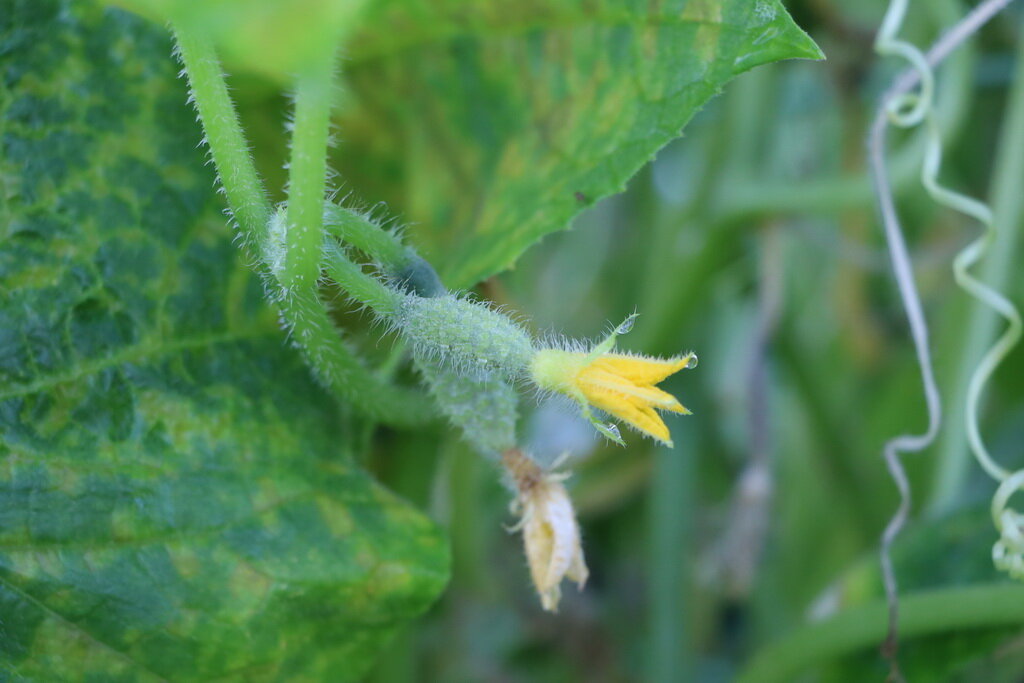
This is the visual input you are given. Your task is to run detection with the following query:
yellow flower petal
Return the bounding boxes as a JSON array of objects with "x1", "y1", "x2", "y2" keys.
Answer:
[
  {"x1": 586, "y1": 387, "x2": 672, "y2": 445},
  {"x1": 529, "y1": 345, "x2": 694, "y2": 445},
  {"x1": 580, "y1": 367, "x2": 686, "y2": 411},
  {"x1": 592, "y1": 352, "x2": 694, "y2": 385},
  {"x1": 643, "y1": 386, "x2": 690, "y2": 414}
]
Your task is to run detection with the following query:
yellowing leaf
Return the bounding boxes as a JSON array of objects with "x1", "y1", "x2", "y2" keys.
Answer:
[
  {"x1": 0, "y1": 2, "x2": 448, "y2": 679},
  {"x1": 337, "y1": 0, "x2": 822, "y2": 287}
]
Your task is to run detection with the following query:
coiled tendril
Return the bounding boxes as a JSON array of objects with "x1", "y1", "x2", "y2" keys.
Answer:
[{"x1": 871, "y1": 0, "x2": 1018, "y2": 679}]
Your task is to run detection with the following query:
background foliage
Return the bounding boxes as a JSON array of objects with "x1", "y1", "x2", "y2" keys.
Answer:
[{"x1": 3, "y1": 0, "x2": 1024, "y2": 681}]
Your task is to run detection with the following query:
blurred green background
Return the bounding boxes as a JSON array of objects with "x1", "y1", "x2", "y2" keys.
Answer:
[{"x1": 222, "y1": 1, "x2": 1024, "y2": 680}]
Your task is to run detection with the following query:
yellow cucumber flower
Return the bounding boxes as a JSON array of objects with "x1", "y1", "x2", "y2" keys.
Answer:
[
  {"x1": 503, "y1": 449, "x2": 587, "y2": 612},
  {"x1": 530, "y1": 316, "x2": 696, "y2": 447}
]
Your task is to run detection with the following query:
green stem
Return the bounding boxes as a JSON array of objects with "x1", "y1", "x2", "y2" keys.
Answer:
[
  {"x1": 929, "y1": 35, "x2": 1024, "y2": 512},
  {"x1": 324, "y1": 203, "x2": 411, "y2": 272},
  {"x1": 173, "y1": 25, "x2": 271, "y2": 248},
  {"x1": 278, "y1": 284, "x2": 432, "y2": 425},
  {"x1": 284, "y1": 62, "x2": 335, "y2": 287},
  {"x1": 447, "y1": 441, "x2": 488, "y2": 593},
  {"x1": 324, "y1": 204, "x2": 447, "y2": 297},
  {"x1": 737, "y1": 584, "x2": 1024, "y2": 683},
  {"x1": 174, "y1": 28, "x2": 432, "y2": 426},
  {"x1": 322, "y1": 243, "x2": 401, "y2": 315},
  {"x1": 648, "y1": 443, "x2": 694, "y2": 682}
]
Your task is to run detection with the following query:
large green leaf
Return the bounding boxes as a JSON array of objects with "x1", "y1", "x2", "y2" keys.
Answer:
[
  {"x1": 0, "y1": 2, "x2": 448, "y2": 680},
  {"x1": 337, "y1": 0, "x2": 822, "y2": 288}
]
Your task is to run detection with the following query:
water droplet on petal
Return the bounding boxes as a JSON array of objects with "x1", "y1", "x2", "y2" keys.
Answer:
[
  {"x1": 617, "y1": 314, "x2": 637, "y2": 335},
  {"x1": 686, "y1": 354, "x2": 699, "y2": 369}
]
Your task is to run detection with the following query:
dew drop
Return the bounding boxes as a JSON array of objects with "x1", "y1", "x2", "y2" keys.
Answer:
[
  {"x1": 686, "y1": 354, "x2": 699, "y2": 369},
  {"x1": 617, "y1": 314, "x2": 637, "y2": 335}
]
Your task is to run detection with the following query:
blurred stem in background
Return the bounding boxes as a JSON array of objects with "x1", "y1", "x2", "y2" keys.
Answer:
[
  {"x1": 737, "y1": 583, "x2": 1024, "y2": 683},
  {"x1": 715, "y1": 225, "x2": 783, "y2": 596},
  {"x1": 636, "y1": 0, "x2": 972, "y2": 364},
  {"x1": 647, "y1": 442, "x2": 695, "y2": 682},
  {"x1": 718, "y1": 0, "x2": 971, "y2": 223},
  {"x1": 447, "y1": 440, "x2": 491, "y2": 595}
]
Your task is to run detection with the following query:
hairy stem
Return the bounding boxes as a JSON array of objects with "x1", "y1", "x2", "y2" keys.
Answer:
[
  {"x1": 173, "y1": 25, "x2": 271, "y2": 248},
  {"x1": 324, "y1": 203, "x2": 411, "y2": 272},
  {"x1": 284, "y1": 62, "x2": 335, "y2": 288},
  {"x1": 323, "y1": 243, "x2": 401, "y2": 316},
  {"x1": 278, "y1": 283, "x2": 431, "y2": 425},
  {"x1": 174, "y1": 28, "x2": 432, "y2": 426}
]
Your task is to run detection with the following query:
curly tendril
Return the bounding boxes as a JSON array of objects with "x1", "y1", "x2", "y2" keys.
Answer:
[
  {"x1": 993, "y1": 470, "x2": 1024, "y2": 579},
  {"x1": 914, "y1": 0, "x2": 1024, "y2": 583},
  {"x1": 870, "y1": 0, "x2": 1018, "y2": 678},
  {"x1": 912, "y1": 0, "x2": 1024, "y2": 578}
]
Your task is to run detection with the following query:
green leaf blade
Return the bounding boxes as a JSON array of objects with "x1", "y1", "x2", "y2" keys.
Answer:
[
  {"x1": 338, "y1": 0, "x2": 822, "y2": 288},
  {"x1": 0, "y1": 2, "x2": 449, "y2": 679}
]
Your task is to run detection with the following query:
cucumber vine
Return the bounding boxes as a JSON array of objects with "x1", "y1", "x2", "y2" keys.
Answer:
[{"x1": 172, "y1": 23, "x2": 698, "y2": 611}]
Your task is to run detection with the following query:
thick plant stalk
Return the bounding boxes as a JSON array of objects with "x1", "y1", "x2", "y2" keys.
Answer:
[
  {"x1": 174, "y1": 26, "x2": 434, "y2": 426},
  {"x1": 173, "y1": 27, "x2": 270, "y2": 248},
  {"x1": 283, "y1": 62, "x2": 335, "y2": 288},
  {"x1": 273, "y1": 285, "x2": 434, "y2": 425}
]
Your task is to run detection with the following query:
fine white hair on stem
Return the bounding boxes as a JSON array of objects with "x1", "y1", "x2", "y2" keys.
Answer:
[{"x1": 869, "y1": 0, "x2": 1017, "y2": 679}]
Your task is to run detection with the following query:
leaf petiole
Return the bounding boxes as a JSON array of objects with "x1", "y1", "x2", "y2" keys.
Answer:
[
  {"x1": 283, "y1": 60, "x2": 335, "y2": 288},
  {"x1": 173, "y1": 25, "x2": 271, "y2": 249}
]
